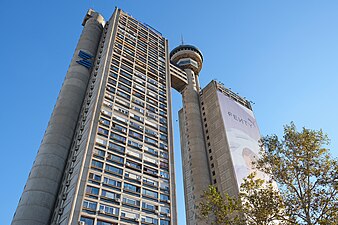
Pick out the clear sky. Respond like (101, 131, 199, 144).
(1, 1, 338, 224)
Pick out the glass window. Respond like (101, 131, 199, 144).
(124, 182, 141, 193)
(93, 148, 105, 157)
(145, 137, 158, 146)
(160, 194, 169, 201)
(108, 142, 125, 153)
(99, 118, 110, 127)
(86, 186, 99, 195)
(160, 220, 170, 225)
(142, 188, 158, 198)
(105, 164, 123, 175)
(103, 177, 122, 187)
(99, 204, 119, 215)
(83, 200, 97, 210)
(142, 201, 156, 210)
(123, 196, 140, 206)
(97, 221, 113, 225)
(107, 153, 124, 163)
(129, 130, 143, 140)
(89, 173, 101, 182)
(80, 217, 94, 225)
(110, 133, 126, 143)
(101, 190, 118, 200)
(128, 140, 143, 149)
(126, 160, 142, 170)
(91, 160, 103, 169)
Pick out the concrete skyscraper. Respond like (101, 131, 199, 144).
(13, 8, 178, 225)
(13, 7, 263, 225)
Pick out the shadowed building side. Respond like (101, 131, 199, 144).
(12, 10, 105, 225)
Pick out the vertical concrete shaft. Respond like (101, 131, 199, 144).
(182, 69, 210, 224)
(12, 10, 104, 225)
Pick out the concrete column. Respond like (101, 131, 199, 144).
(12, 10, 104, 225)
(181, 69, 210, 225)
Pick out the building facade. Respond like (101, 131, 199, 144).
(13, 8, 177, 225)
(12, 7, 262, 225)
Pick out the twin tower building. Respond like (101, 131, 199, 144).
(12, 8, 262, 225)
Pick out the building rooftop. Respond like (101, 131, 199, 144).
(170, 44, 204, 62)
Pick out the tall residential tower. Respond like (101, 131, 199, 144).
(13, 8, 177, 225)
(13, 7, 263, 225)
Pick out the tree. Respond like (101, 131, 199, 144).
(199, 185, 244, 225)
(199, 123, 338, 225)
(256, 122, 338, 225)
(199, 173, 286, 225)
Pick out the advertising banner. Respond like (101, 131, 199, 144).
(217, 91, 265, 188)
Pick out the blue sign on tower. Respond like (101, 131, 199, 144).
(76, 50, 94, 69)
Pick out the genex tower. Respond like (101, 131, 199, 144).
(170, 45, 210, 225)
(12, 7, 263, 225)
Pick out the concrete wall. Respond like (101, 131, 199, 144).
(179, 69, 210, 225)
(12, 10, 104, 225)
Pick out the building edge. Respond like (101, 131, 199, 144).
(12, 9, 105, 225)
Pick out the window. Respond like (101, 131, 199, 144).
(80, 217, 94, 225)
(160, 134, 167, 141)
(116, 90, 130, 100)
(101, 189, 119, 200)
(124, 182, 141, 193)
(160, 194, 169, 201)
(160, 171, 169, 179)
(123, 196, 140, 206)
(126, 160, 142, 170)
(89, 173, 101, 182)
(108, 142, 125, 153)
(96, 138, 107, 147)
(103, 177, 121, 188)
(159, 142, 167, 150)
(144, 166, 158, 176)
(142, 201, 156, 211)
(99, 118, 110, 127)
(112, 123, 127, 133)
(160, 220, 170, 225)
(144, 146, 158, 156)
(160, 206, 170, 214)
(107, 153, 124, 163)
(142, 216, 158, 225)
(110, 133, 126, 143)
(129, 130, 143, 140)
(145, 137, 158, 146)
(83, 200, 97, 210)
(99, 204, 119, 215)
(130, 121, 144, 131)
(105, 164, 123, 175)
(118, 83, 131, 93)
(97, 221, 114, 225)
(145, 128, 158, 137)
(159, 117, 167, 125)
(86, 186, 99, 195)
(91, 160, 103, 169)
(143, 188, 158, 198)
(160, 151, 168, 159)
(128, 140, 142, 149)
(93, 148, 105, 157)
(143, 177, 158, 186)
(130, 113, 144, 122)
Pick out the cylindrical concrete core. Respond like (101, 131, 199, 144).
(171, 45, 210, 225)
(12, 10, 104, 225)
(181, 69, 210, 225)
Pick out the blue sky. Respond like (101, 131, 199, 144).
(1, 1, 338, 224)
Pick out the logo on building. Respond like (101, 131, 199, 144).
(76, 50, 94, 69)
